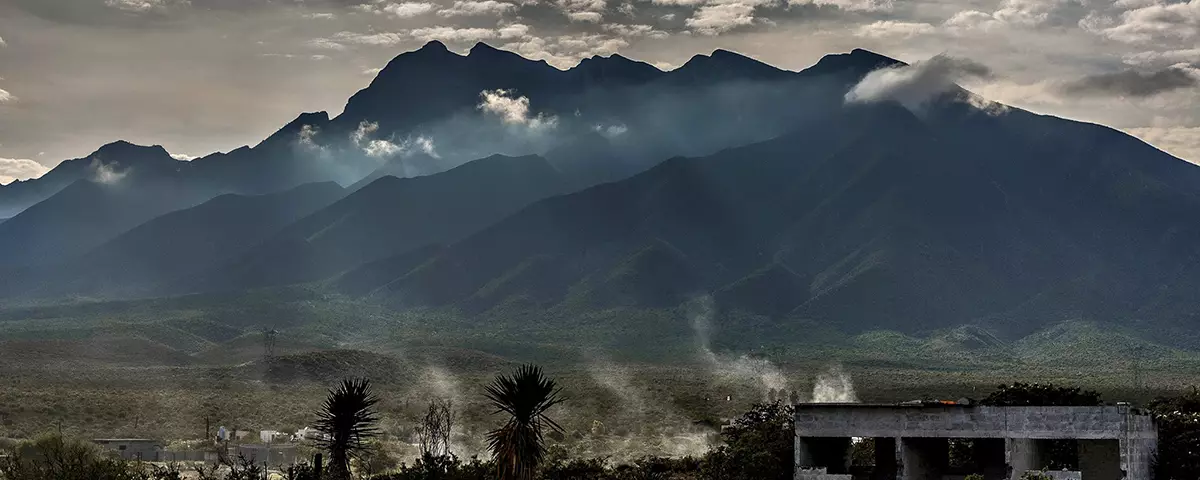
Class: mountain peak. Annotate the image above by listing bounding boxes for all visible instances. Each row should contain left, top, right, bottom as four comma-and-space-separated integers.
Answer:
800, 48, 905, 78
569, 53, 663, 86
468, 42, 501, 55
421, 40, 449, 52
92, 141, 171, 160
671, 49, 791, 82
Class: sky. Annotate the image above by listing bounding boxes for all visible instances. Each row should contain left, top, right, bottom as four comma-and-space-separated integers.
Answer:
0, 0, 1197, 183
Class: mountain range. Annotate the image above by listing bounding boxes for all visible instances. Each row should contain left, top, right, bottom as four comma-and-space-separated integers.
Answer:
2, 42, 1198, 352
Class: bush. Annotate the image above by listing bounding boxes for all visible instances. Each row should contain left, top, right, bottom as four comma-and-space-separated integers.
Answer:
0, 435, 147, 480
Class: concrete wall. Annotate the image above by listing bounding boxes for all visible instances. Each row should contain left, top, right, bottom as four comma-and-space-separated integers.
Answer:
795, 405, 1157, 441
795, 405, 1158, 480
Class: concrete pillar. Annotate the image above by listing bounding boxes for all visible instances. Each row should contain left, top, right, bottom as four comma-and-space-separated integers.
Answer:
973, 438, 1008, 480
1079, 439, 1121, 480
1006, 438, 1046, 480
872, 437, 898, 480
1120, 436, 1157, 480
899, 438, 949, 480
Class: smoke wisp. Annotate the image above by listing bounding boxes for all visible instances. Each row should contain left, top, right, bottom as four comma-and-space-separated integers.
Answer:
689, 296, 788, 397
810, 364, 858, 403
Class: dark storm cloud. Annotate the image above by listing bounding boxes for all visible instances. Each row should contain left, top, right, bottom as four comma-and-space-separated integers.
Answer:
1061, 67, 1199, 98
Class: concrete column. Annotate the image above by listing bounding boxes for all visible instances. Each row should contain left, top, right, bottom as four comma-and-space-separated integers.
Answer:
973, 438, 1008, 480
1120, 436, 1157, 480
899, 438, 949, 480
872, 437, 898, 480
1006, 438, 1046, 480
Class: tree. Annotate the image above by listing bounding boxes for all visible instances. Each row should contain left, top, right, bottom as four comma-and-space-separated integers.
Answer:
1149, 387, 1200, 480
484, 364, 564, 480
702, 402, 795, 480
315, 378, 382, 479
0, 435, 148, 480
417, 399, 455, 458
981, 383, 1102, 407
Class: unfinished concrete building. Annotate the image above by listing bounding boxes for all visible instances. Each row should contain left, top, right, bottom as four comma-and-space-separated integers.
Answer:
794, 403, 1157, 480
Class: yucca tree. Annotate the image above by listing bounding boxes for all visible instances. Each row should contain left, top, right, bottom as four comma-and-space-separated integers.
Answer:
485, 364, 564, 480
314, 378, 381, 479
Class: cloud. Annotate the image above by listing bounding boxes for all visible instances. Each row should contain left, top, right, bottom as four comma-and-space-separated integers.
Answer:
0, 88, 15, 104
500, 34, 627, 67
0, 157, 49, 185
170, 153, 198, 161
686, 3, 758, 35
593, 123, 628, 137
854, 20, 936, 39
407, 26, 501, 43
89, 158, 129, 184
321, 32, 407, 47
651, 0, 706, 6
478, 89, 533, 124
355, 1, 436, 18
602, 23, 669, 38
305, 38, 348, 50
1060, 67, 1199, 97
477, 89, 558, 129
0, 36, 6, 48
1083, 0, 1200, 44
1125, 126, 1200, 163
568, 11, 603, 22
1123, 49, 1200, 67
991, 0, 1066, 27
437, 0, 517, 16
787, 0, 892, 12
846, 55, 993, 111
353, 120, 441, 159
104, 0, 189, 13
302, 12, 336, 19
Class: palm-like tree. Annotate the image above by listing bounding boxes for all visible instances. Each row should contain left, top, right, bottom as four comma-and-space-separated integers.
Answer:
485, 364, 564, 480
314, 378, 381, 479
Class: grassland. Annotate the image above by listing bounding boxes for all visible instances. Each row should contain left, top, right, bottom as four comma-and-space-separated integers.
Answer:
1, 287, 1198, 461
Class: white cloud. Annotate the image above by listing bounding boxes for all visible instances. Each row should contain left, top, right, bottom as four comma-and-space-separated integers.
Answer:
104, 0, 189, 13
409, 26, 500, 43
593, 123, 628, 137
477, 89, 558, 129
686, 3, 757, 35
352, 120, 440, 159
944, 10, 1003, 32
991, 0, 1065, 27
170, 153, 198, 161
89, 158, 129, 185
0, 157, 49, 185
1123, 49, 1200, 67
306, 38, 348, 51
478, 89, 532, 124
303, 12, 336, 19
603, 23, 670, 38
568, 11, 604, 22
1125, 126, 1200, 164
497, 23, 532, 39
1083, 0, 1200, 44
846, 55, 993, 112
363, 67, 384, 76
324, 32, 407, 47
437, 0, 517, 16
0, 88, 15, 104
651, 0, 706, 6
355, 1, 436, 18
787, 0, 892, 12
854, 20, 936, 39
0, 36, 6, 48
